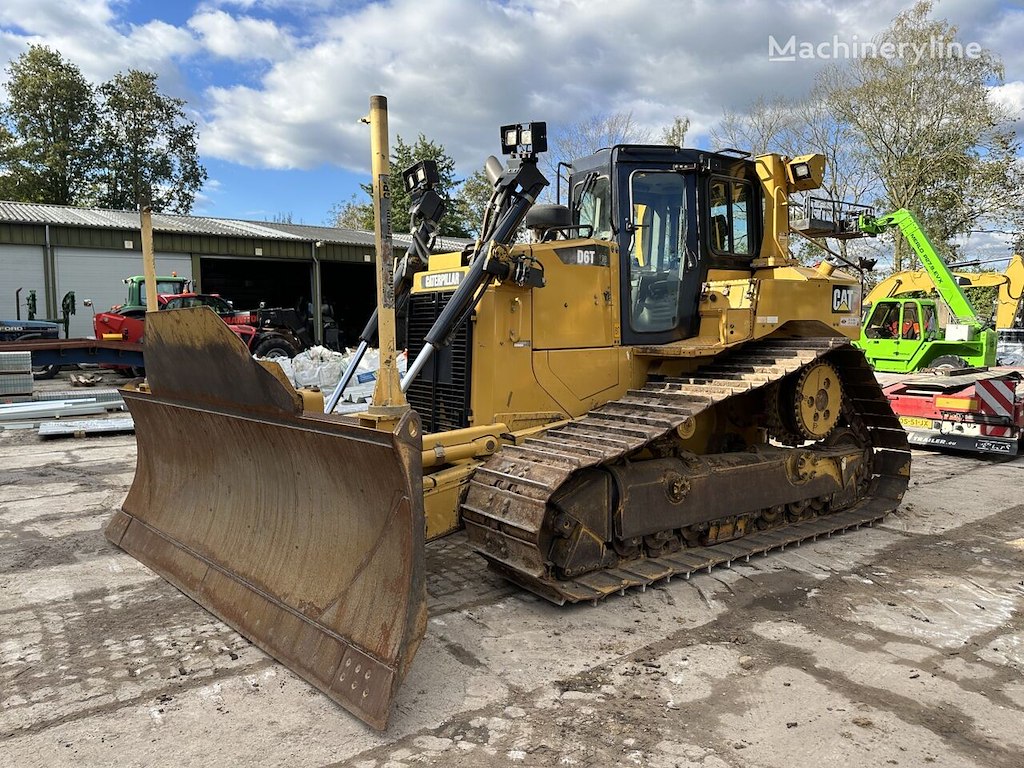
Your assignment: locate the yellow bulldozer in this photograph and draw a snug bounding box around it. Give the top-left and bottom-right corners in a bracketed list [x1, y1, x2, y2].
[104, 98, 910, 729]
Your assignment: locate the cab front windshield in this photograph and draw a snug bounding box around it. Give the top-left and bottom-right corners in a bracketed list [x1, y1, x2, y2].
[864, 301, 926, 340]
[628, 170, 688, 332]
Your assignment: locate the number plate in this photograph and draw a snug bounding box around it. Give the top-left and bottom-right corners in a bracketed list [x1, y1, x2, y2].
[899, 416, 935, 429]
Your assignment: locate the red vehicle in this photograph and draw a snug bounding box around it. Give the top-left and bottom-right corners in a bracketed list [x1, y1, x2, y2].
[882, 369, 1024, 455]
[95, 290, 325, 363]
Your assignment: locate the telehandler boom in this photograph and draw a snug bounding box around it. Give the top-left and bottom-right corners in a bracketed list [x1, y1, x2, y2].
[105, 100, 910, 730]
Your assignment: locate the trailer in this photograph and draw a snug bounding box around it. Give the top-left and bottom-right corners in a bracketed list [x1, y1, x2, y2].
[0, 338, 145, 370]
[881, 368, 1023, 455]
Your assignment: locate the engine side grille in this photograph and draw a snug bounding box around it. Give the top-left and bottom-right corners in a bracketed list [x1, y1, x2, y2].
[405, 291, 472, 433]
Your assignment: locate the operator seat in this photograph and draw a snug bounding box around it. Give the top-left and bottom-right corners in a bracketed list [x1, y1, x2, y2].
[632, 271, 678, 331]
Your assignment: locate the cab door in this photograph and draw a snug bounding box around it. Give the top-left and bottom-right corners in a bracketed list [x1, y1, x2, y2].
[860, 299, 909, 370]
[896, 301, 925, 365]
[618, 169, 700, 344]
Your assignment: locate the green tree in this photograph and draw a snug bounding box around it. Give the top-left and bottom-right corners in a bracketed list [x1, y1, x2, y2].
[0, 124, 18, 199]
[710, 94, 881, 265]
[817, 0, 1020, 271]
[456, 166, 495, 238]
[0, 45, 100, 204]
[329, 134, 474, 238]
[710, 96, 796, 157]
[660, 116, 690, 147]
[394, 134, 474, 238]
[95, 70, 207, 213]
[327, 192, 373, 230]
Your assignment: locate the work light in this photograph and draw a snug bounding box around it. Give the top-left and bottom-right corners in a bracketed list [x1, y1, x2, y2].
[402, 160, 439, 192]
[499, 122, 547, 157]
[791, 161, 811, 180]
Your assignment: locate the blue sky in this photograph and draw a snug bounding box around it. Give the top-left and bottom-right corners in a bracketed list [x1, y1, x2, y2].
[0, 0, 1022, 235]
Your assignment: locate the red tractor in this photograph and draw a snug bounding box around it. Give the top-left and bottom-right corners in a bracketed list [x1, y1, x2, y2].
[93, 276, 339, 369]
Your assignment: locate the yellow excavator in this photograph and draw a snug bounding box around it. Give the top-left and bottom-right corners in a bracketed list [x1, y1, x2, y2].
[104, 98, 910, 729]
[863, 254, 1024, 329]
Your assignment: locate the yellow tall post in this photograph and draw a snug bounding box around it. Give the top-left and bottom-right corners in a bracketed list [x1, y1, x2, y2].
[140, 206, 158, 314]
[365, 95, 409, 419]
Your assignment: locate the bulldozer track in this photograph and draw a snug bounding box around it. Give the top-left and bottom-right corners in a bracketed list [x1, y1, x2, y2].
[463, 338, 911, 605]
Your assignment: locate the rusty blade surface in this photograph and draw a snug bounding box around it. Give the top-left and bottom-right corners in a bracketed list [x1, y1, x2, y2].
[105, 307, 426, 730]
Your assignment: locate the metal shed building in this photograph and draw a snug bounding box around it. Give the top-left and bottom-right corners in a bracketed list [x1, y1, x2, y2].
[0, 202, 469, 343]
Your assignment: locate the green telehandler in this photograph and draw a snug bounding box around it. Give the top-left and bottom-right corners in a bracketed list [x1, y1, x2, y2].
[856, 209, 997, 372]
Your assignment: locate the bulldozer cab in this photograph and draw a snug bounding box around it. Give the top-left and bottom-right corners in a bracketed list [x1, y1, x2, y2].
[569, 146, 761, 346]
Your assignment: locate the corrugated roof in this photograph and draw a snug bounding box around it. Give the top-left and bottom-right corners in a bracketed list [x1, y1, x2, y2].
[0, 200, 473, 251]
[268, 221, 472, 253]
[266, 221, 376, 245]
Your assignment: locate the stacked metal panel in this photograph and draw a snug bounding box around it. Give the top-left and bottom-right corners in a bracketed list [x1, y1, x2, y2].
[0, 351, 33, 396]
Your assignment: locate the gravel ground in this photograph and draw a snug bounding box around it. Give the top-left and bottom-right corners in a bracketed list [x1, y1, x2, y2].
[1, 369, 1022, 767]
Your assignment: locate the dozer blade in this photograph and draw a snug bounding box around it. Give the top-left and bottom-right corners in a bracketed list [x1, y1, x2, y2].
[105, 307, 426, 730]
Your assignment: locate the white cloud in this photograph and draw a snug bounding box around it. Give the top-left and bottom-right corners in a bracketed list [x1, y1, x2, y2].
[1, 0, 1022, 185]
[989, 79, 1024, 142]
[991, 80, 1024, 115]
[201, 0, 337, 11]
[197, 0, 881, 171]
[197, 0, 1024, 174]
[188, 10, 295, 61]
[190, 176, 224, 215]
[978, 3, 1024, 75]
[0, 0, 196, 93]
[954, 229, 1017, 266]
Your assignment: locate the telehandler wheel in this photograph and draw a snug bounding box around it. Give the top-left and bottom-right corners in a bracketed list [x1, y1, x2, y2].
[253, 335, 300, 359]
[32, 364, 59, 380]
[930, 355, 968, 371]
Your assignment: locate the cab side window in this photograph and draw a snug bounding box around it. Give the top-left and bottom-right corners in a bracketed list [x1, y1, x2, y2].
[709, 178, 753, 256]
[576, 176, 612, 240]
[921, 304, 938, 339]
[901, 304, 920, 340]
